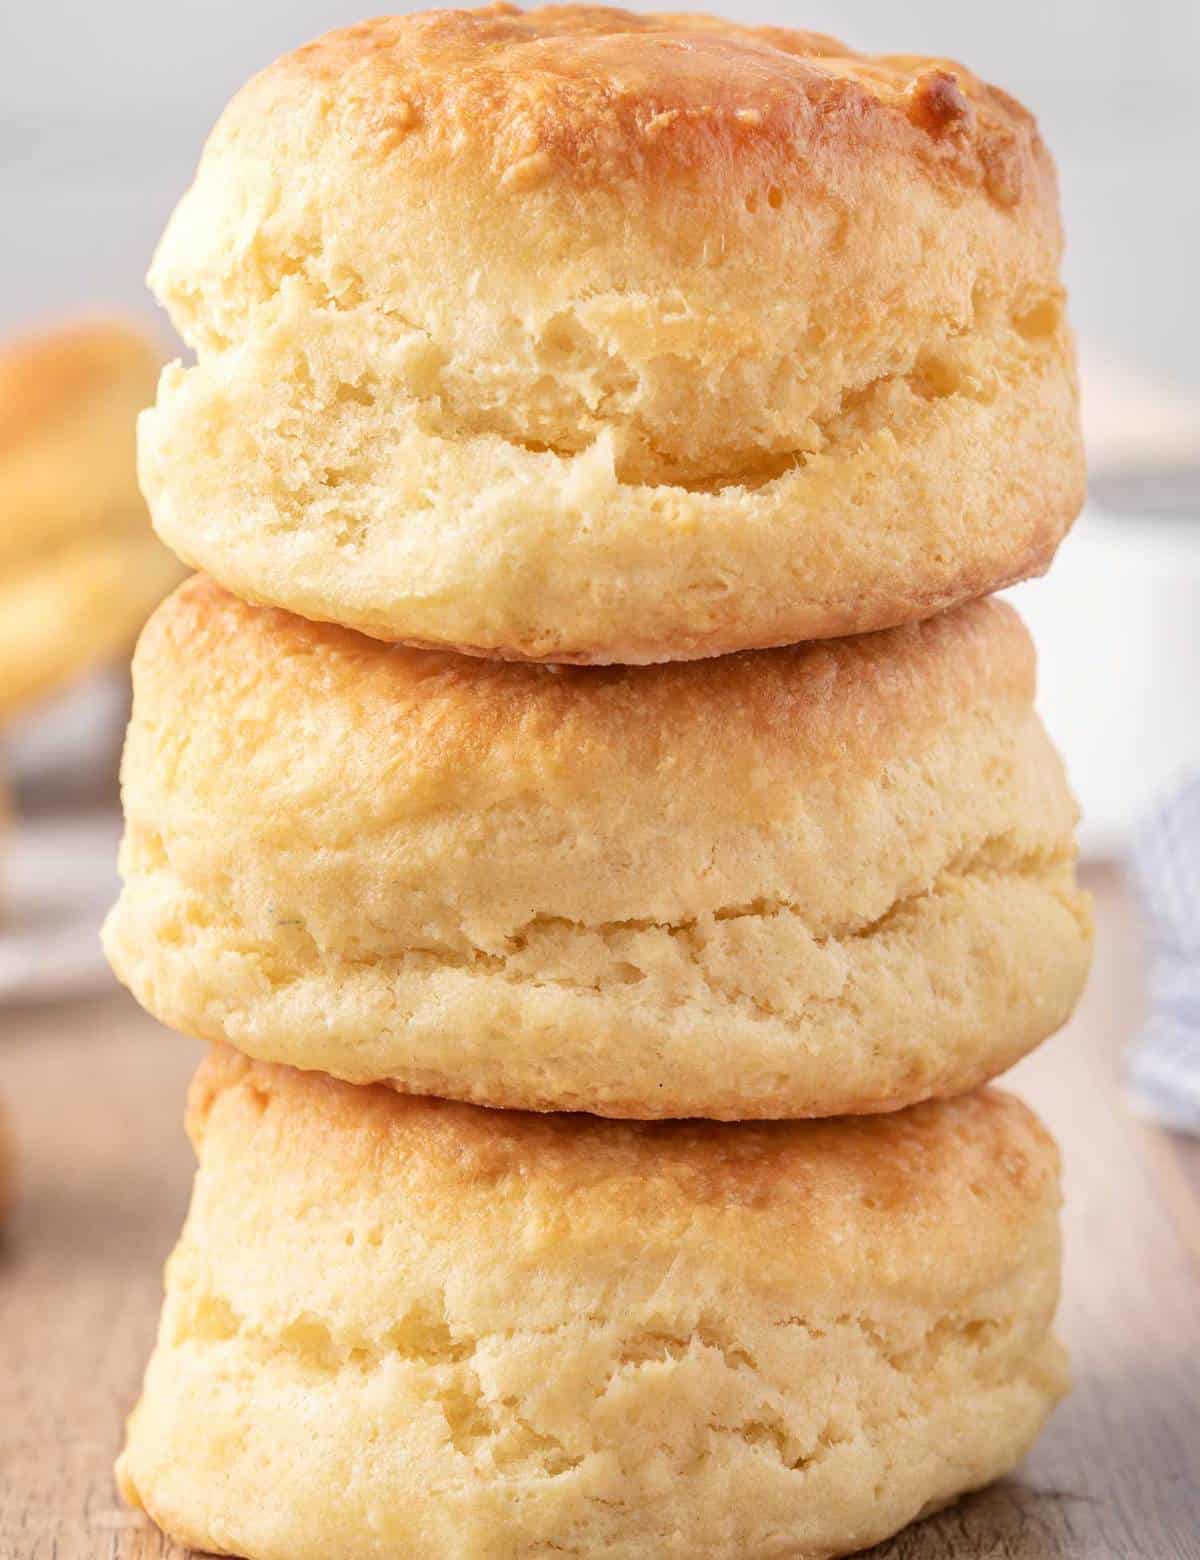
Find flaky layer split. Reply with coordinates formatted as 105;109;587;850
104;578;1092;1119
119;1050;1068;1560
141;5;1083;661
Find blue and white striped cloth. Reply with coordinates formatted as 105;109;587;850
1129;772;1200;1135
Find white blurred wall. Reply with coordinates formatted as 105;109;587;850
1;0;1198;388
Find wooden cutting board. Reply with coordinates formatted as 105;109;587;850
1;865;1197;1559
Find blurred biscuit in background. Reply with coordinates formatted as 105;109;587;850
0;320;184;723
105;577;1092;1120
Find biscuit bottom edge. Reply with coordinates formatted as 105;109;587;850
117;1054;1068;1560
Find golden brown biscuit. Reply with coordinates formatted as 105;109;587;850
0;320;184;716
104;578;1092;1119
141;5;1083;662
119;1050;1068;1560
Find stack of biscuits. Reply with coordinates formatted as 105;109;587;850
105;9;1093;1558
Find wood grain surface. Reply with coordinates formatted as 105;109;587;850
1;865;1197;1559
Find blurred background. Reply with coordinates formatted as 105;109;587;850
0;0;1197;989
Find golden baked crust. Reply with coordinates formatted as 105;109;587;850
104;578;1092;1119
256;8;1051;226
0;320;184;715
162;6;1061;368
142;4;1083;660
118;1049;1068;1559
179;1049;1059;1299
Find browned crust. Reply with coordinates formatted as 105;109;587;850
256;5;1055;221
189;1044;1060;1246
142;575;1035;787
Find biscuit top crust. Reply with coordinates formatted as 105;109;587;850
150;6;1068;493
139;576;1035;820
190;1047;1061;1302
265;5;1045;212
156;5;1062;353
